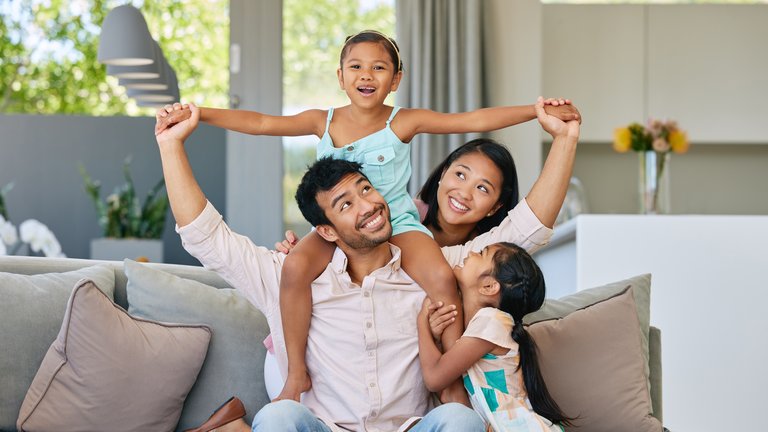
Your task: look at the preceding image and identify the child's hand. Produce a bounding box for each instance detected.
[421,298,457,342]
[275,230,300,254]
[543,97,581,124]
[535,96,580,140]
[155,103,193,136]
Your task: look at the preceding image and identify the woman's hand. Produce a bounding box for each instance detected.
[274,230,300,254]
[420,297,457,343]
[535,96,580,140]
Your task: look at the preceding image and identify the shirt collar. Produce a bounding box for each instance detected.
[330,243,402,275]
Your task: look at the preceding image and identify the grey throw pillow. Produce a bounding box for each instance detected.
[124,259,270,430]
[16,279,211,432]
[0,265,115,431]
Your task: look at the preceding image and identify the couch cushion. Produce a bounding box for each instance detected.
[526,276,661,432]
[125,259,270,430]
[0,264,115,431]
[16,279,211,432]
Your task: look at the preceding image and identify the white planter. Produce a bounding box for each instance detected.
[90,238,163,263]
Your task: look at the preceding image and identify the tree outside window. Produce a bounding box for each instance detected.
[0,0,228,116]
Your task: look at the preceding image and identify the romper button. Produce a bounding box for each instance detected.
[347,146,354,151]
[377,155,385,162]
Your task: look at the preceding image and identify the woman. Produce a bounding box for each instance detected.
[277,131,573,252]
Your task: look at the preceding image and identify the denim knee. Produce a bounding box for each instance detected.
[420,403,485,432]
[251,400,320,431]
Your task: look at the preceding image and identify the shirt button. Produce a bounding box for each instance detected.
[369,382,376,387]
[347,145,354,151]
[368,351,375,357]
[377,154,385,162]
[363,291,370,297]
[371,411,377,417]
[366,322,372,328]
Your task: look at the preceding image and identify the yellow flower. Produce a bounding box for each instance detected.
[613,127,632,153]
[669,130,689,154]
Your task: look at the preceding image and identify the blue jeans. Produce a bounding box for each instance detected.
[251,400,485,432]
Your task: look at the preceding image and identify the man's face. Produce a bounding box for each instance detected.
[315,173,392,250]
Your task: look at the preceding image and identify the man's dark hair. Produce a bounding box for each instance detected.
[295,157,366,227]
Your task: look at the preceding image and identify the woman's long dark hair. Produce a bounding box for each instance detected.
[417,138,519,236]
[492,242,572,426]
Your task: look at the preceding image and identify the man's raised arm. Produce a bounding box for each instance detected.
[155,102,207,227]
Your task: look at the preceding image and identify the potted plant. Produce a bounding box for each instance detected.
[80,157,169,262]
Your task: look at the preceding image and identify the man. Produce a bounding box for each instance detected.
[156,102,571,431]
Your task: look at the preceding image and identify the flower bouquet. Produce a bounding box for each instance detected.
[613,119,689,214]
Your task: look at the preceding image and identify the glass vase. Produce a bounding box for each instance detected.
[639,151,670,214]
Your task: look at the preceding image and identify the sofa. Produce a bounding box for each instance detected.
[0,254,667,432]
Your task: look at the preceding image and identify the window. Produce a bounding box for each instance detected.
[0,0,228,116]
[282,0,395,235]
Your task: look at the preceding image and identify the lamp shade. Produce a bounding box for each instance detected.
[97,5,155,66]
[119,52,170,90]
[107,39,163,79]
[127,63,179,103]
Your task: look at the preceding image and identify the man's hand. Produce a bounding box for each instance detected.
[155,103,195,140]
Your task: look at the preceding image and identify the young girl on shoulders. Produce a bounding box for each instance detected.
[156,30,580,403]
[418,242,572,432]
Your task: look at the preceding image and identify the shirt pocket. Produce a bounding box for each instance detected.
[362,146,396,187]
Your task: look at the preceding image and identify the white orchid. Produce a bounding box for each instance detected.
[0,214,19,247]
[19,219,66,258]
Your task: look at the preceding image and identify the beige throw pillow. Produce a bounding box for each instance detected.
[527,286,662,432]
[16,279,211,432]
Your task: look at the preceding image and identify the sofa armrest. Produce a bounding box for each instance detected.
[649,325,663,424]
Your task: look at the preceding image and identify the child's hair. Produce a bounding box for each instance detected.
[340,30,403,72]
[295,157,366,227]
[418,138,519,235]
[491,242,572,426]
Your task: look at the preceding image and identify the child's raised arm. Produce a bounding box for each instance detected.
[392,98,580,142]
[417,298,495,392]
[155,105,327,139]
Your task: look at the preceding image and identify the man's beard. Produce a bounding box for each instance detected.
[342,204,392,249]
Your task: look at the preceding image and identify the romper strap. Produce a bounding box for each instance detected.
[386,106,401,125]
[324,107,335,134]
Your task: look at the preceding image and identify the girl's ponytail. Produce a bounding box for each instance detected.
[494,243,572,426]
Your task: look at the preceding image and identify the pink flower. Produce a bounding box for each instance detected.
[652,138,670,152]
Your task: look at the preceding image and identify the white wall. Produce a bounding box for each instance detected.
[485,0,543,197]
[541,4,768,216]
[543,4,768,143]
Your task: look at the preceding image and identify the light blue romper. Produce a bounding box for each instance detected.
[316,106,432,237]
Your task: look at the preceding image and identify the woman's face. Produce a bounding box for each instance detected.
[437,152,504,229]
